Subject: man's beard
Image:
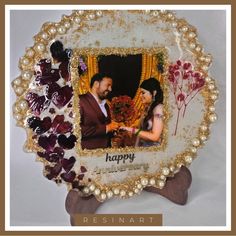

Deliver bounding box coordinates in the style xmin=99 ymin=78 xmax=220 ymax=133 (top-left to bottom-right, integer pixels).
xmin=98 ymin=90 xmax=110 ymax=100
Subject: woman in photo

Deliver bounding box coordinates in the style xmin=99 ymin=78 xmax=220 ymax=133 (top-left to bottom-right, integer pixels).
xmin=121 ymin=77 xmax=164 ymax=147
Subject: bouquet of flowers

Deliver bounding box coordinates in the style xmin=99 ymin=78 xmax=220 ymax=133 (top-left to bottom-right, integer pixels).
xmin=110 ymin=95 xmax=135 ymax=125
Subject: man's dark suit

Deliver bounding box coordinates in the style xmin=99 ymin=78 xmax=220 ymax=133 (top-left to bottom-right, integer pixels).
xmin=79 ymin=92 xmax=111 ymax=149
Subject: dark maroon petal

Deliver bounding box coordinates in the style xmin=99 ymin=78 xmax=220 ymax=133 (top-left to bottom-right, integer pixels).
xmin=78 ymin=174 xmax=84 ymax=180
xmin=177 ymin=93 xmax=185 ymax=101
xmin=80 ymin=166 xmax=87 ymax=173
xmin=174 ymin=65 xmax=179 ymax=70
xmin=177 ymin=60 xmax=182 ymax=66
xmin=58 ymin=134 xmax=77 ymax=149
xmin=51 ymin=115 xmax=65 ymax=131
xmin=49 ymin=108 xmax=55 ymax=114
xmin=45 ymin=83 xmax=61 ymax=99
xmin=59 ymin=61 xmax=70 ymax=81
xmin=37 ymin=151 xmax=47 ymax=158
xmin=52 ymin=85 xmax=73 ymax=109
xmin=61 ymin=171 xmax=76 ymax=182
xmin=45 ymin=163 xmax=62 ymax=180
xmin=38 ymin=134 xmax=57 ymax=152
xmin=53 ymin=147 xmax=65 ymax=158
xmin=51 ymin=115 xmax=73 ymax=134
xmin=61 ymin=156 xmax=76 ymax=172
xmin=183 ymin=62 xmax=191 ymax=70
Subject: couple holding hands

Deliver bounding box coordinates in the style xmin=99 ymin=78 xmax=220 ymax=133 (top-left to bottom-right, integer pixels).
xmin=79 ymin=73 xmax=164 ymax=150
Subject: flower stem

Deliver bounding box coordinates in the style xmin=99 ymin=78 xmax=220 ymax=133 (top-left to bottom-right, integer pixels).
xmin=174 ymin=108 xmax=181 ymax=136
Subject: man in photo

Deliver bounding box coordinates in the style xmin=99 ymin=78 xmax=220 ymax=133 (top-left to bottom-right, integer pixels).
xmin=79 ymin=73 xmax=119 ymax=149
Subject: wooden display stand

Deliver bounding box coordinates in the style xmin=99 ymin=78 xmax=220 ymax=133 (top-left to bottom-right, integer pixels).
xmin=65 ymin=166 xmax=192 ymax=226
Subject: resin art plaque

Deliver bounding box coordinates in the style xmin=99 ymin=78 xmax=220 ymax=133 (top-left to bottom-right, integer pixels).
xmin=12 ymin=10 xmax=218 ymax=202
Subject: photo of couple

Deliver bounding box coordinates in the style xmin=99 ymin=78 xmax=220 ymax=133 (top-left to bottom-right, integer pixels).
xmin=79 ymin=73 xmax=164 ymax=150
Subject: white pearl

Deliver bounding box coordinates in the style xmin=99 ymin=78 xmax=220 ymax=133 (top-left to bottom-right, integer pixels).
xmin=14 ymin=113 xmax=22 ymax=120
xmin=205 ymin=77 xmax=212 ymax=83
xmin=152 ymin=11 xmax=159 ymax=16
xmin=49 ymin=27 xmax=56 ymax=34
xmin=202 ymin=65 xmax=208 ymax=71
xmin=167 ymin=13 xmax=173 ymax=18
xmin=13 ymin=105 xmax=20 ymax=112
xmin=64 ymin=21 xmax=71 ymax=28
xmin=128 ymin=192 xmax=134 ymax=197
xmin=94 ymin=189 xmax=100 ymax=195
xmin=22 ymin=57 xmax=29 ymax=65
xmin=188 ymin=32 xmax=196 ymax=38
xmin=41 ymin=32 xmax=49 ymax=39
xmin=83 ymin=187 xmax=90 ymax=194
xmin=169 ymin=166 xmax=175 ymax=172
xmin=107 ymin=191 xmax=113 ymax=199
xmin=15 ymin=87 xmax=24 ymax=95
xmin=19 ymin=100 xmax=28 ymax=110
xmin=14 ymin=78 xmax=21 ymax=85
xmin=113 ymin=188 xmax=120 ymax=195
xmin=200 ymin=125 xmax=208 ymax=131
xmin=192 ymin=138 xmax=200 ymax=147
xmin=78 ymin=10 xmax=84 ymax=15
xmin=137 ymin=183 xmax=142 ymax=189
xmin=185 ymin=155 xmax=193 ymax=163
xmin=90 ymin=14 xmax=95 ymax=19
xmin=208 ymin=84 xmax=215 ymax=90
xmin=213 ymin=89 xmax=219 ymax=94
xmin=209 ymin=106 xmax=216 ymax=112
xmin=209 ymin=113 xmax=217 ymax=123
xmin=190 ymin=147 xmax=197 ymax=153
xmin=177 ymin=163 xmax=183 ymax=168
xmin=145 ymin=10 xmax=151 ymax=13
xmin=120 ymin=190 xmax=126 ymax=197
xmin=89 ymin=184 xmax=95 ymax=192
xmin=160 ymin=175 xmax=166 ymax=180
xmin=141 ymin=177 xmax=148 ymax=186
xmin=26 ymin=49 xmax=35 ymax=57
xmin=157 ymin=180 xmax=165 ymax=188
xmin=210 ymin=94 xmax=218 ymax=101
xmin=149 ymin=178 xmax=156 ymax=185
xmin=200 ymin=135 xmax=207 ymax=142
xmin=162 ymin=167 xmax=170 ymax=176
xmin=100 ymin=193 xmax=107 ymax=200
xmin=205 ymin=57 xmax=212 ymax=63
xmin=134 ymin=188 xmax=139 ymax=194
xmin=190 ymin=43 xmax=196 ymax=49
xmin=96 ymin=11 xmax=103 ymax=17
xmin=181 ymin=26 xmax=188 ymax=32
xmin=195 ymin=46 xmax=202 ymax=52
xmin=57 ymin=26 xmax=66 ymax=34
xmin=22 ymin=71 xmax=32 ymax=80
xmin=35 ymin=43 xmax=45 ymax=52
xmin=172 ymin=22 xmax=177 ymax=27
xmin=74 ymin=16 xmax=81 ymax=24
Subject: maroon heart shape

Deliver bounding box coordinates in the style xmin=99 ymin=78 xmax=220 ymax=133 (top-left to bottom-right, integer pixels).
xmin=58 ymin=134 xmax=77 ymax=149
xmin=45 ymin=163 xmax=62 ymax=180
xmin=61 ymin=171 xmax=76 ymax=183
xmin=61 ymin=156 xmax=76 ymax=172
xmin=51 ymin=115 xmax=73 ymax=134
xmin=38 ymin=134 xmax=57 ymax=152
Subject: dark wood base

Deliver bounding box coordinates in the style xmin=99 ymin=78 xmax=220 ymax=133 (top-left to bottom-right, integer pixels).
xmin=65 ymin=166 xmax=192 ymax=225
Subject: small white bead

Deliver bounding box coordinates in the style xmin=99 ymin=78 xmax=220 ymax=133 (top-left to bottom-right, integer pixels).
xmin=213 ymin=89 xmax=219 ymax=95
xmin=205 ymin=57 xmax=212 ymax=63
xmin=185 ymin=155 xmax=193 ymax=163
xmin=57 ymin=26 xmax=66 ymax=34
xmin=14 ymin=113 xmax=22 ymax=120
xmin=162 ymin=167 xmax=170 ymax=176
xmin=209 ymin=106 xmax=216 ymax=112
xmin=172 ymin=22 xmax=177 ymax=27
xmin=202 ymin=65 xmax=208 ymax=71
xmin=200 ymin=125 xmax=208 ymax=131
xmin=208 ymin=84 xmax=215 ymax=90
xmin=113 ymin=188 xmax=120 ymax=195
xmin=181 ymin=26 xmax=188 ymax=32
xmin=177 ymin=163 xmax=183 ymax=168
xmin=134 ymin=188 xmax=139 ymax=194
xmin=141 ymin=177 xmax=148 ymax=186
xmin=137 ymin=183 xmax=142 ymax=189
xmin=120 ymin=190 xmax=126 ymax=197
xmin=35 ymin=43 xmax=45 ymax=52
xmin=128 ymin=192 xmax=134 ymax=197
xmin=83 ymin=187 xmax=90 ymax=194
xmin=41 ymin=32 xmax=49 ymax=40
xmin=89 ymin=14 xmax=95 ymax=19
xmin=15 ymin=87 xmax=24 ymax=95
xmin=145 ymin=10 xmax=151 ymax=13
xmin=94 ymin=188 xmax=100 ymax=196
xmin=167 ymin=13 xmax=173 ymax=18
xmin=188 ymin=32 xmax=196 ymax=38
xmin=190 ymin=43 xmax=196 ymax=49
xmin=49 ymin=27 xmax=57 ymax=34
xmin=78 ymin=10 xmax=84 ymax=15
xmin=89 ymin=184 xmax=95 ymax=192
xmin=74 ymin=16 xmax=81 ymax=24
xmin=96 ymin=11 xmax=103 ymax=17
xmin=159 ymin=175 xmax=166 ymax=180
xmin=19 ymin=100 xmax=28 ymax=110
xmin=14 ymin=78 xmax=21 ymax=86
xmin=169 ymin=166 xmax=175 ymax=172
xmin=22 ymin=57 xmax=30 ymax=65
xmin=200 ymin=135 xmax=207 ymax=142
xmin=195 ymin=46 xmax=202 ymax=52
xmin=157 ymin=180 xmax=165 ymax=188
xmin=152 ymin=11 xmax=159 ymax=16
xmin=107 ymin=191 xmax=113 ymax=199
xmin=149 ymin=178 xmax=156 ymax=185
xmin=191 ymin=147 xmax=197 ymax=153
xmin=22 ymin=71 xmax=32 ymax=80
xmin=210 ymin=94 xmax=218 ymax=101
xmin=26 ymin=49 xmax=35 ymax=57
xmin=209 ymin=113 xmax=217 ymax=123
xmin=100 ymin=193 xmax=107 ymax=200
xmin=205 ymin=77 xmax=212 ymax=83
xmin=64 ymin=21 xmax=71 ymax=28
xmin=192 ymin=138 xmax=200 ymax=147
